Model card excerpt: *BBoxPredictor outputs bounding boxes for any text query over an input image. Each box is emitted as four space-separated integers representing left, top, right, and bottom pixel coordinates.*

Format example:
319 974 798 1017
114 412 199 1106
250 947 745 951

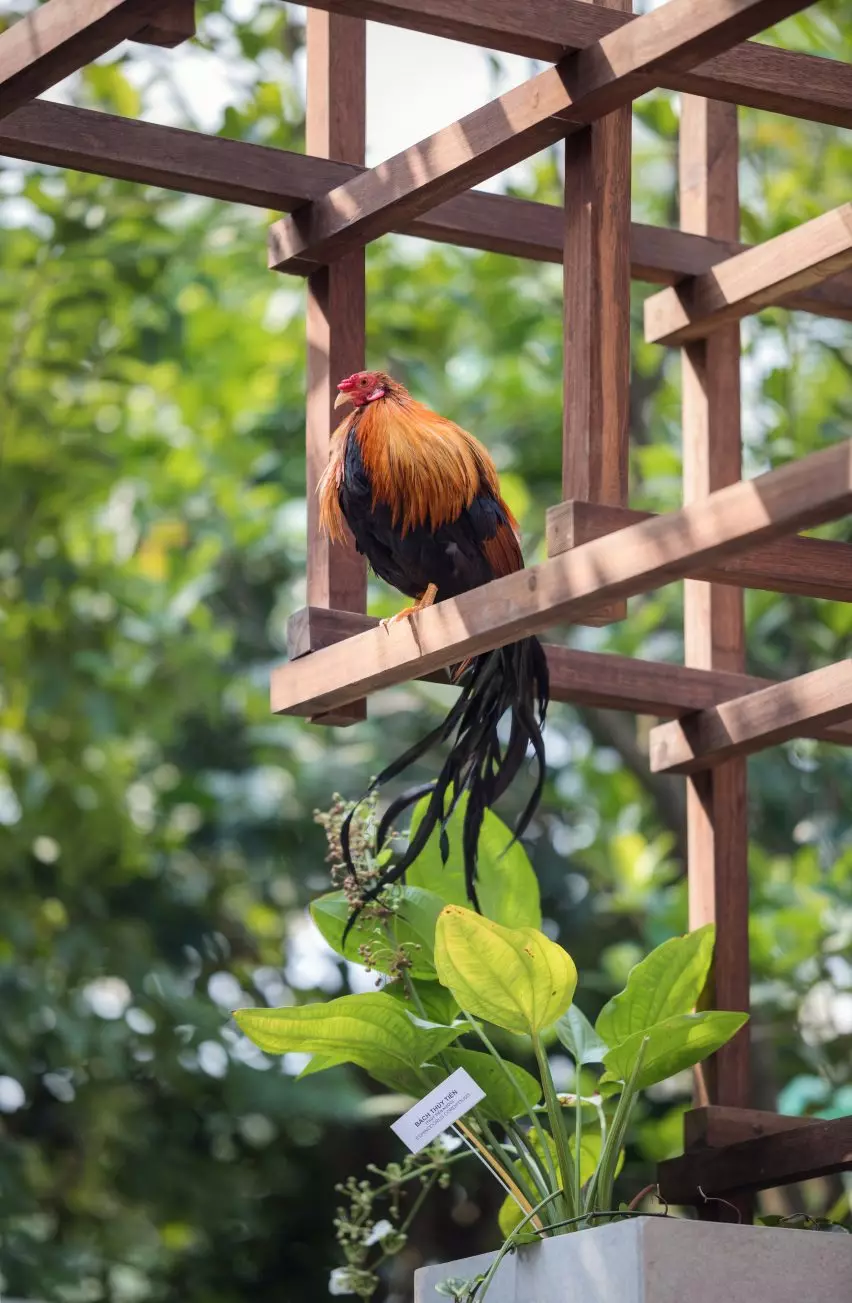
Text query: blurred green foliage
0 1 850 1299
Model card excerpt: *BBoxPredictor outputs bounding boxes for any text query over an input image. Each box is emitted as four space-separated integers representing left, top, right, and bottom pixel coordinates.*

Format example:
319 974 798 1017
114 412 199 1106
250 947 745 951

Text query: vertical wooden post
680 99 751 1127
562 0 632 626
305 9 367 725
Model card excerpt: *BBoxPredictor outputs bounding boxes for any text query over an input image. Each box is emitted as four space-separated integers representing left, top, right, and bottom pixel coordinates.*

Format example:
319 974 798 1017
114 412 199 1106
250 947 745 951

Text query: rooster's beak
334 391 350 410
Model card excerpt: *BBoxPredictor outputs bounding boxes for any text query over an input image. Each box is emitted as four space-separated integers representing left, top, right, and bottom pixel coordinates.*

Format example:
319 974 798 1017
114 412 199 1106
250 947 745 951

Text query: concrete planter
414 1215 852 1302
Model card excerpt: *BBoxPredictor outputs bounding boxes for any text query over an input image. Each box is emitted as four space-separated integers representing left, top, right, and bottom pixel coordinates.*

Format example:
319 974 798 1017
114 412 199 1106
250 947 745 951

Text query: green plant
235 798 747 1299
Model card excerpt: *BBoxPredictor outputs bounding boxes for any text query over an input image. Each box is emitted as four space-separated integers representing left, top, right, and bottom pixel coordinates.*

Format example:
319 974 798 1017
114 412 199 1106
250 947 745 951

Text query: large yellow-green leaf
595 925 715 1047
407 793 541 929
601 1010 749 1089
234 992 462 1083
434 907 577 1035
310 886 443 979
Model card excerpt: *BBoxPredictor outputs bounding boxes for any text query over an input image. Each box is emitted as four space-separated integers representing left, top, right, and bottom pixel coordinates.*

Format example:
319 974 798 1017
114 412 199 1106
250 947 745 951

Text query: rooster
320 370 548 915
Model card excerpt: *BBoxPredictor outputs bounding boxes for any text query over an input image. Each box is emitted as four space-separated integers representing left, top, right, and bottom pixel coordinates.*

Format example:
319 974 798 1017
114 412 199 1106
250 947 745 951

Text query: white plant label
391 1067 485 1154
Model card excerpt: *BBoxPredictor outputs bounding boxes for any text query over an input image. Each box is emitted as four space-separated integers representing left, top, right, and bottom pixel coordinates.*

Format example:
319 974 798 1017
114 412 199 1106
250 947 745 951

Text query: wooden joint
649 659 852 773
267 0 814 274
134 0 196 47
645 201 852 345
546 499 852 601
546 504 628 625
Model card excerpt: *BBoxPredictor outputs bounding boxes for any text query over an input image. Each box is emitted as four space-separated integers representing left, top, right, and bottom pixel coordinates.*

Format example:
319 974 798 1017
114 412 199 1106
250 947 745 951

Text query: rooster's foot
380 583 439 634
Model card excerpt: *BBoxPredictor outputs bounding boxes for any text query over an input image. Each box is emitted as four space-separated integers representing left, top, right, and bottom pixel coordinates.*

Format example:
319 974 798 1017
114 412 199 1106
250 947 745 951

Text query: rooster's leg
380 583 439 634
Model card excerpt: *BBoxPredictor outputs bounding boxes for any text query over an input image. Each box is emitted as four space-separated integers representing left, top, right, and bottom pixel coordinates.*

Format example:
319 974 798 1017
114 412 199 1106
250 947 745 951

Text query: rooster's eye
359 378 367 386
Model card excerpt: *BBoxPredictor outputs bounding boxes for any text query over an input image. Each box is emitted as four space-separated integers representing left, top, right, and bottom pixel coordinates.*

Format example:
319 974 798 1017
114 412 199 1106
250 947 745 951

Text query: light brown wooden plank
547 499 852 601
0 0 164 118
650 660 852 773
679 97 749 1126
298 0 852 130
134 0 194 46
659 1117 852 1201
303 8 367 728
285 606 852 745
268 0 814 273
268 439 852 717
646 202 852 344
684 1106 820 1151
4 103 852 323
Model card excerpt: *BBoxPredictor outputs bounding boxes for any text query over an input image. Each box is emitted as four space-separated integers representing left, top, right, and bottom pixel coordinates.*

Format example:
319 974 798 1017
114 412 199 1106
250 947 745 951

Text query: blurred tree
0 2 850 1300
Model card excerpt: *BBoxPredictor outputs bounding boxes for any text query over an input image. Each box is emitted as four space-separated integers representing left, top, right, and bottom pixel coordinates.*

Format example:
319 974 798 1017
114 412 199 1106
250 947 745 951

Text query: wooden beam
303 8 367 728
684 1106 820 1151
286 606 852 745
650 661 852 773
679 97 749 1129
0 0 165 119
4 103 852 323
134 0 194 46
268 0 814 274
561 0 632 628
646 202 852 344
659 1116 852 1201
268 439 852 718
547 500 852 601
299 0 852 130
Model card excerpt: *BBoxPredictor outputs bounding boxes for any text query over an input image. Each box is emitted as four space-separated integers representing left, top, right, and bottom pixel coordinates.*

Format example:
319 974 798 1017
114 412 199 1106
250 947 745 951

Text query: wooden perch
645 202 852 344
302 0 852 130
270 439 852 718
287 606 852 746
268 0 814 273
649 660 852 773
0 0 167 119
547 500 852 601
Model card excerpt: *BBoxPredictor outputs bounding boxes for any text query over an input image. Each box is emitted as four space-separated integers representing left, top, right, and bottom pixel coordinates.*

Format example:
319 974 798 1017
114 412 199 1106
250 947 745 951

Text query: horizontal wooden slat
547 499 852 601
649 660 852 772
286 605 852 744
300 0 852 130
0 0 164 119
684 1106 819 1152
659 1116 852 1200
269 439 852 718
3 103 852 323
646 202 852 344
268 0 814 273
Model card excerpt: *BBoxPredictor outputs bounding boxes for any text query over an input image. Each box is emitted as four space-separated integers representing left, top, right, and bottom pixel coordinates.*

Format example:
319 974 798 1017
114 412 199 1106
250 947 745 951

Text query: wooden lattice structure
4 0 852 1221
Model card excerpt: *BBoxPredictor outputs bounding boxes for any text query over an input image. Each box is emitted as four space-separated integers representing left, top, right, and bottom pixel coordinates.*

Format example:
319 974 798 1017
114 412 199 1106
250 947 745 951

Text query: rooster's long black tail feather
341 636 548 937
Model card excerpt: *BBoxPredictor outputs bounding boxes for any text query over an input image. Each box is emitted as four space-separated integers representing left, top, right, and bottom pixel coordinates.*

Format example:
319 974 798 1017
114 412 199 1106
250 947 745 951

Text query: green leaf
596 925 716 1047
425 1049 541 1123
310 886 443 979
234 992 462 1084
498 1195 539 1244
407 793 541 929
434 907 577 1035
601 1011 749 1089
383 978 460 1026
555 1004 609 1065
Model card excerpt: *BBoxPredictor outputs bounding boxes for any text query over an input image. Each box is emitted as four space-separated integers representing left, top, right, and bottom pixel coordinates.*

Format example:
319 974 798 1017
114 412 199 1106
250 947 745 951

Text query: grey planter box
414 1215 852 1302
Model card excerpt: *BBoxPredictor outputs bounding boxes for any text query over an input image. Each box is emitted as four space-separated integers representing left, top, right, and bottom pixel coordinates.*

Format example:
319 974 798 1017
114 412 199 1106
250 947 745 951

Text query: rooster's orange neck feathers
319 380 517 544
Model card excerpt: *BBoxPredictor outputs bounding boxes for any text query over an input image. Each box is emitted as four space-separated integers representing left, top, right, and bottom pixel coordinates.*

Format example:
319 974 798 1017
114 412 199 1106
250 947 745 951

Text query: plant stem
366 1149 470 1198
584 1038 648 1216
462 1012 560 1199
573 1087 583 1214
532 1034 575 1224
